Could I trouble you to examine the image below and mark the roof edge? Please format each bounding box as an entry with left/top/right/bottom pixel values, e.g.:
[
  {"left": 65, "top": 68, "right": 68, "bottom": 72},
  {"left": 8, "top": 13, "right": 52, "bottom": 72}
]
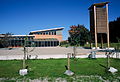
[
  {"left": 12, "top": 35, "right": 35, "bottom": 37},
  {"left": 88, "top": 2, "right": 110, "bottom": 10},
  {"left": 30, "top": 27, "right": 64, "bottom": 33}
]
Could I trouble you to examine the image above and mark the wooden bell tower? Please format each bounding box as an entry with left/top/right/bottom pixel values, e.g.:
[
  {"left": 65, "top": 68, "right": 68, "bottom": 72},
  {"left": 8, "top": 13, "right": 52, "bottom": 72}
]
[{"left": 89, "top": 2, "right": 110, "bottom": 48}]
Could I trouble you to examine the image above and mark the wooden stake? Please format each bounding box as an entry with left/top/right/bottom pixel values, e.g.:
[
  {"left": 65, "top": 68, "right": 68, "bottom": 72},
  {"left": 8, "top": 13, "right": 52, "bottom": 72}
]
[
  {"left": 23, "top": 47, "right": 26, "bottom": 69},
  {"left": 101, "top": 34, "right": 103, "bottom": 48},
  {"left": 107, "top": 54, "right": 110, "bottom": 69},
  {"left": 67, "top": 53, "right": 70, "bottom": 70},
  {"left": 73, "top": 46, "right": 76, "bottom": 57}
]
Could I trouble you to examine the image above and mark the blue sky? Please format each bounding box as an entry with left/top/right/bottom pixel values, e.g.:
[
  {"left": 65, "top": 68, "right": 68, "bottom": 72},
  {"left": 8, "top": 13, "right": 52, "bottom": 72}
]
[{"left": 0, "top": 0, "right": 120, "bottom": 40}]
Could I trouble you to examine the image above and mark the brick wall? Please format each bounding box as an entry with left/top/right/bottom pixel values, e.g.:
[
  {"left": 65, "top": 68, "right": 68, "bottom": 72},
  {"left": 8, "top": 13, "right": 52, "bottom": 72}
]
[{"left": 33, "top": 35, "right": 63, "bottom": 41}]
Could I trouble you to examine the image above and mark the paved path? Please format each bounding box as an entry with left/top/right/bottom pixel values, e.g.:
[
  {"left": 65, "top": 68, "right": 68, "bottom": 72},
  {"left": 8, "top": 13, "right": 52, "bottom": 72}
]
[{"left": 0, "top": 47, "right": 119, "bottom": 60}]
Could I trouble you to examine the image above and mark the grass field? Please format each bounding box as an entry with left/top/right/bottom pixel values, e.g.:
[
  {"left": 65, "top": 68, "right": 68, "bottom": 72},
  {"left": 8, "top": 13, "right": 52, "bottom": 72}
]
[
  {"left": 0, "top": 58, "right": 120, "bottom": 81},
  {"left": 84, "top": 43, "right": 120, "bottom": 48},
  {"left": 61, "top": 43, "right": 120, "bottom": 48}
]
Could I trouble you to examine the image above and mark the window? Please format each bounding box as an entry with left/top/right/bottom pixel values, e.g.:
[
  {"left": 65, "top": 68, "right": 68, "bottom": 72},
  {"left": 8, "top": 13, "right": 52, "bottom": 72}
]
[
  {"left": 52, "top": 32, "right": 54, "bottom": 35},
  {"left": 49, "top": 32, "right": 51, "bottom": 35},
  {"left": 43, "top": 32, "right": 45, "bottom": 35},
  {"left": 46, "top": 32, "right": 48, "bottom": 35},
  {"left": 54, "top": 31, "right": 56, "bottom": 35},
  {"left": 40, "top": 32, "right": 42, "bottom": 35}
]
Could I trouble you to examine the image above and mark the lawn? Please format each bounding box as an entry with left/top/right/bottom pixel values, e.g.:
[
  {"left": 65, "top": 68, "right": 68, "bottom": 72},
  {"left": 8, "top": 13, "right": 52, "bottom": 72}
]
[
  {"left": 60, "top": 43, "right": 120, "bottom": 49},
  {"left": 84, "top": 43, "right": 120, "bottom": 48},
  {"left": 0, "top": 58, "right": 120, "bottom": 81}
]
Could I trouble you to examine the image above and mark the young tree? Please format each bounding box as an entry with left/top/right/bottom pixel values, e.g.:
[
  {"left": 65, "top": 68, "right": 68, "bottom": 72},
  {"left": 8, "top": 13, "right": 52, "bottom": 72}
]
[{"left": 22, "top": 36, "right": 35, "bottom": 69}]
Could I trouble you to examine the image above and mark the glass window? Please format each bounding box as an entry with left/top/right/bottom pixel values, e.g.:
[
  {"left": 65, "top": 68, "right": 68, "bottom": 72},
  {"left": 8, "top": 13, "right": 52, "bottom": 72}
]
[
  {"left": 43, "top": 32, "right": 45, "bottom": 35},
  {"left": 40, "top": 32, "right": 42, "bottom": 35},
  {"left": 46, "top": 32, "right": 48, "bottom": 35},
  {"left": 54, "top": 31, "right": 56, "bottom": 35},
  {"left": 52, "top": 31, "right": 54, "bottom": 35},
  {"left": 49, "top": 32, "right": 51, "bottom": 35},
  {"left": 51, "top": 32, "right": 53, "bottom": 35}
]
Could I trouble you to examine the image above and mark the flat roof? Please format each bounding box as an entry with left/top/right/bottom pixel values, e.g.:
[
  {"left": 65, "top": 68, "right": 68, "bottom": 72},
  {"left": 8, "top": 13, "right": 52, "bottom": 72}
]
[
  {"left": 12, "top": 35, "right": 35, "bottom": 37},
  {"left": 0, "top": 35, "right": 5, "bottom": 37},
  {"left": 30, "top": 27, "right": 64, "bottom": 33},
  {"left": 89, "top": 2, "right": 109, "bottom": 10}
]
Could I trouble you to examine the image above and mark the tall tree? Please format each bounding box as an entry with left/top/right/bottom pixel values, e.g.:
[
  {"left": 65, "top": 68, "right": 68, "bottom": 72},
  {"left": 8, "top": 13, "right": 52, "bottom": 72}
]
[
  {"left": 68, "top": 25, "right": 90, "bottom": 57},
  {"left": 109, "top": 17, "right": 120, "bottom": 43},
  {"left": 68, "top": 25, "right": 90, "bottom": 46}
]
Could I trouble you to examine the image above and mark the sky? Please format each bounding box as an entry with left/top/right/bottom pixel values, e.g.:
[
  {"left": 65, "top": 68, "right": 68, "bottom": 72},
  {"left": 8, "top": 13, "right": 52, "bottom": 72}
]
[{"left": 0, "top": 0, "right": 120, "bottom": 40}]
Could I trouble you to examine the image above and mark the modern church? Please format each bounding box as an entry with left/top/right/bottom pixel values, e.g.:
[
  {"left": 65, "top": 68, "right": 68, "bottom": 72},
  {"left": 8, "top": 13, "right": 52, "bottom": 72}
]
[{"left": 1, "top": 27, "right": 64, "bottom": 47}]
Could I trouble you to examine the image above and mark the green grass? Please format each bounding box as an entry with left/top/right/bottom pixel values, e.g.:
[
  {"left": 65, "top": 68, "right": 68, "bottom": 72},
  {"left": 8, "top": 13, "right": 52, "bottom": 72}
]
[
  {"left": 60, "top": 43, "right": 120, "bottom": 49},
  {"left": 0, "top": 58, "right": 120, "bottom": 81},
  {"left": 84, "top": 43, "right": 120, "bottom": 48}
]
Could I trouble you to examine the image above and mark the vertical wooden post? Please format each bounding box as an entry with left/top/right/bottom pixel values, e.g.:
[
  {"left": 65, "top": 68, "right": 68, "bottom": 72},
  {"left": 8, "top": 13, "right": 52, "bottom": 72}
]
[
  {"left": 101, "top": 34, "right": 103, "bottom": 48},
  {"left": 94, "top": 5, "right": 98, "bottom": 49},
  {"left": 67, "top": 53, "right": 70, "bottom": 70},
  {"left": 106, "top": 4, "right": 110, "bottom": 48},
  {"left": 73, "top": 46, "right": 76, "bottom": 57},
  {"left": 107, "top": 54, "right": 110, "bottom": 69},
  {"left": 23, "top": 47, "right": 26, "bottom": 69},
  {"left": 105, "top": 52, "right": 110, "bottom": 69}
]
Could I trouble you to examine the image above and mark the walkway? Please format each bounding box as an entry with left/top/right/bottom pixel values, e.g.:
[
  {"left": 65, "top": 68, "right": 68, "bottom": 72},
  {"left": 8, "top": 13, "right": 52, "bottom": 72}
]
[{"left": 0, "top": 47, "right": 119, "bottom": 60}]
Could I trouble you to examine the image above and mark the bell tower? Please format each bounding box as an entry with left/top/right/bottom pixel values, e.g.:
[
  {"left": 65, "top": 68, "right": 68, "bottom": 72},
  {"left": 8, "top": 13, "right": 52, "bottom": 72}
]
[{"left": 89, "top": 2, "right": 110, "bottom": 48}]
